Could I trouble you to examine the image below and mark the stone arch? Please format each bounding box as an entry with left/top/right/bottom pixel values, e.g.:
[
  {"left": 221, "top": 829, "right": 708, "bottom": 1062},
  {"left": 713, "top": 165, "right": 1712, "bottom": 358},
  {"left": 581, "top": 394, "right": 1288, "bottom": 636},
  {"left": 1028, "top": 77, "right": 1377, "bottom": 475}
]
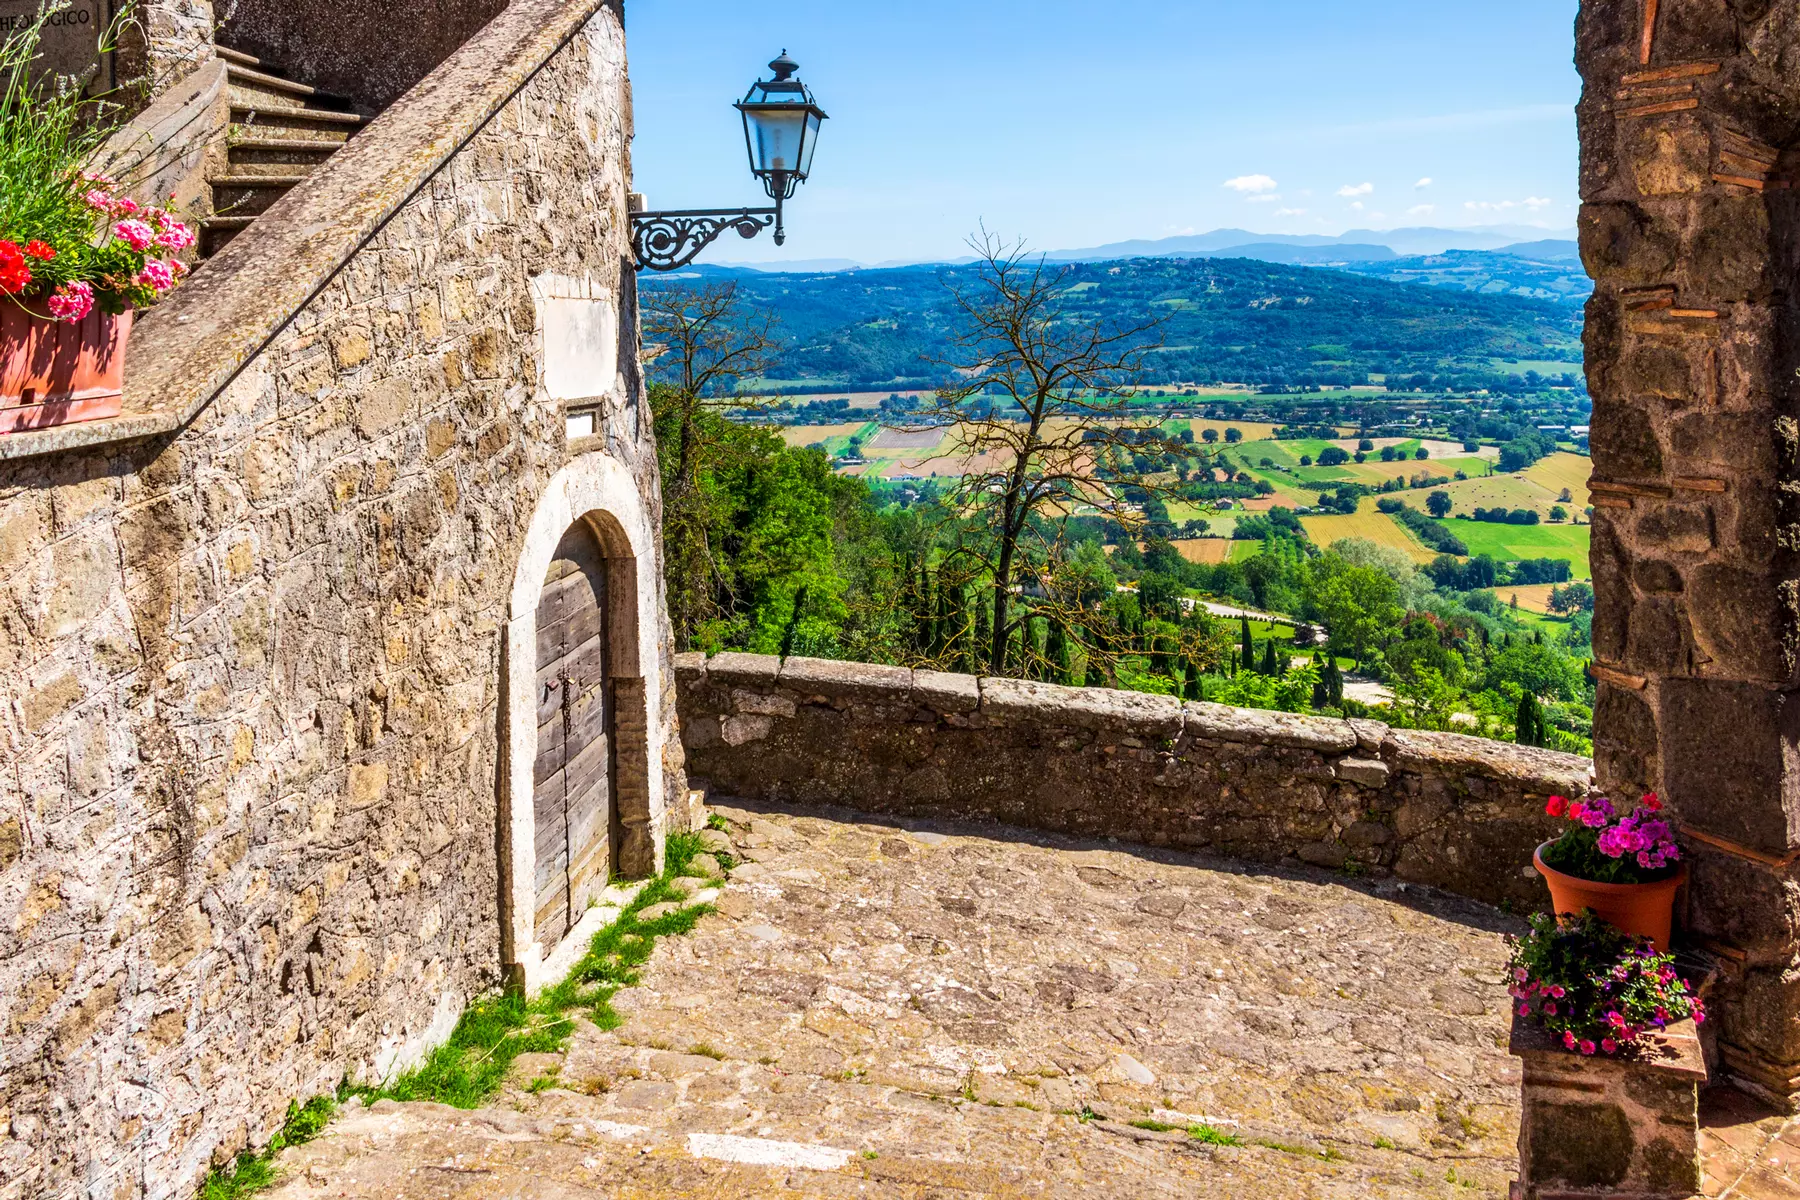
[{"left": 501, "top": 452, "right": 665, "bottom": 992}]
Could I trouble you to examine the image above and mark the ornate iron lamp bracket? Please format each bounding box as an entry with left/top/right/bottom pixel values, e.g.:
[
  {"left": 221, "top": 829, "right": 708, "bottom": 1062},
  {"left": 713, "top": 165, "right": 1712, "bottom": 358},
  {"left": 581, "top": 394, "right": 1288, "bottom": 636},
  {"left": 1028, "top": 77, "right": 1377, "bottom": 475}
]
[{"left": 631, "top": 207, "right": 779, "bottom": 272}]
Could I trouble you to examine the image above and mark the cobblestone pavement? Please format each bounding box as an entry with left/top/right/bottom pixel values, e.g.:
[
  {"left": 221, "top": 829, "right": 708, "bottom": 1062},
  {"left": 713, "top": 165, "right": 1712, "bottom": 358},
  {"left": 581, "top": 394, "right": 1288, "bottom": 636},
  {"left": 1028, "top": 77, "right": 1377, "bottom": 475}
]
[{"left": 267, "top": 804, "right": 1526, "bottom": 1199}]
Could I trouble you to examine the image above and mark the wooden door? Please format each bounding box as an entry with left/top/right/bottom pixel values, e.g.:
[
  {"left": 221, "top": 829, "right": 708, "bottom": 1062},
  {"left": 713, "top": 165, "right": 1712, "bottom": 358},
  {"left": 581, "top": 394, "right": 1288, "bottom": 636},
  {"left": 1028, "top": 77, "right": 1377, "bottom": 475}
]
[{"left": 533, "top": 523, "right": 614, "bottom": 948}]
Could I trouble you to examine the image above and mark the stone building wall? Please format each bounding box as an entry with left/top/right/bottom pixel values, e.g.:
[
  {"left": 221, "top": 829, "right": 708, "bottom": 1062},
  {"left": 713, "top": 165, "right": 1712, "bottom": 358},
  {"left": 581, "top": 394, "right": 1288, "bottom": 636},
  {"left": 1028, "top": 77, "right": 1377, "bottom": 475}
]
[
  {"left": 0, "top": 4, "right": 685, "bottom": 1198},
  {"left": 1575, "top": 0, "right": 1800, "bottom": 1101},
  {"left": 676, "top": 653, "right": 1593, "bottom": 912}
]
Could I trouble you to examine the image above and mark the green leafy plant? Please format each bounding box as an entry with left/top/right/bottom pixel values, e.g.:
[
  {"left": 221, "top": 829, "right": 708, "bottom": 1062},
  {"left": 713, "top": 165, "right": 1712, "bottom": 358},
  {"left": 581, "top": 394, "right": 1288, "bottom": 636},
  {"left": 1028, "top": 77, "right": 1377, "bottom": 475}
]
[
  {"left": 1506, "top": 911, "right": 1704, "bottom": 1056},
  {"left": 0, "top": 4, "right": 193, "bottom": 321},
  {"left": 200, "top": 1097, "right": 336, "bottom": 1200}
]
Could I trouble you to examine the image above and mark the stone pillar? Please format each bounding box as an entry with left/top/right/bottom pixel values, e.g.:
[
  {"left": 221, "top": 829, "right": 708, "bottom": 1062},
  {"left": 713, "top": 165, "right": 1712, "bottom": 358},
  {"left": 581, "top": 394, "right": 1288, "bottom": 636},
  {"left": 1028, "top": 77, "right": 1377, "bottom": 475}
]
[
  {"left": 1511, "top": 1015, "right": 1706, "bottom": 1199},
  {"left": 1577, "top": 1, "right": 1800, "bottom": 1102}
]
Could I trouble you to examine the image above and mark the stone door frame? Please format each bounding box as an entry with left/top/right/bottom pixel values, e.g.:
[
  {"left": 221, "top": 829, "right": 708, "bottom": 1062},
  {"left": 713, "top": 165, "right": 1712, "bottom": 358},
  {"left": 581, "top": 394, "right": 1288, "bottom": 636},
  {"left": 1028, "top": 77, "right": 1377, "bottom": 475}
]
[{"left": 501, "top": 452, "right": 665, "bottom": 993}]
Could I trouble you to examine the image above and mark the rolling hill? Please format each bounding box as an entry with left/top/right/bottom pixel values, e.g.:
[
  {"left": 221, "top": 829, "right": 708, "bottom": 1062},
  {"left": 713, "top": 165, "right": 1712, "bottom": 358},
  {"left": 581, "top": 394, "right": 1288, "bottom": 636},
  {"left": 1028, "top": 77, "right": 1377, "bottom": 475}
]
[{"left": 644, "top": 256, "right": 1585, "bottom": 393}]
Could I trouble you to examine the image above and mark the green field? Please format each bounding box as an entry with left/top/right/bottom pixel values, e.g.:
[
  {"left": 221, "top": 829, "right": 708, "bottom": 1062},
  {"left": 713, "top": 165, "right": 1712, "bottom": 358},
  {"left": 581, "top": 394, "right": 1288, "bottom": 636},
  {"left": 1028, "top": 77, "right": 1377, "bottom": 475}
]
[{"left": 1448, "top": 520, "right": 1592, "bottom": 578}]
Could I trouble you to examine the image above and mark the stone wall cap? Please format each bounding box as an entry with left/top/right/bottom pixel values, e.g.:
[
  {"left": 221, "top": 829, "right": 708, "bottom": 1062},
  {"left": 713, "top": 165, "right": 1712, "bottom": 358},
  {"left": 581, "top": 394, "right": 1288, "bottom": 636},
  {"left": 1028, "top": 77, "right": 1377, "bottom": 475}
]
[
  {"left": 981, "top": 677, "right": 1183, "bottom": 736},
  {"left": 912, "top": 669, "right": 980, "bottom": 714},
  {"left": 1509, "top": 1011, "right": 1706, "bottom": 1082},
  {"left": 780, "top": 656, "right": 913, "bottom": 701},
  {"left": 1385, "top": 728, "right": 1591, "bottom": 790},
  {"left": 1182, "top": 702, "right": 1358, "bottom": 754},
  {"left": 706, "top": 652, "right": 782, "bottom": 687},
  {"left": 672, "top": 652, "right": 708, "bottom": 685}
]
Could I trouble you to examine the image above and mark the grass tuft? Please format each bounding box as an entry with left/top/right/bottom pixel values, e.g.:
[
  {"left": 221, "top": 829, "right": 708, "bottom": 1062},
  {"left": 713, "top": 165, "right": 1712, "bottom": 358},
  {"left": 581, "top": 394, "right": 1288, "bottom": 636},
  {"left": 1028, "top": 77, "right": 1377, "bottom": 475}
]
[{"left": 200, "top": 1097, "right": 337, "bottom": 1200}]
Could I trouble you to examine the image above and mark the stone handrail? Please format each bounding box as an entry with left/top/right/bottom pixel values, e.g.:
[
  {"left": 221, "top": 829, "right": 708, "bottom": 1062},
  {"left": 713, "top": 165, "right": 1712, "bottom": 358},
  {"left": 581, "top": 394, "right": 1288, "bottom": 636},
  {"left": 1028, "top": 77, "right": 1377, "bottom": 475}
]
[
  {"left": 675, "top": 652, "right": 1595, "bottom": 910},
  {"left": 0, "top": 0, "right": 611, "bottom": 463}
]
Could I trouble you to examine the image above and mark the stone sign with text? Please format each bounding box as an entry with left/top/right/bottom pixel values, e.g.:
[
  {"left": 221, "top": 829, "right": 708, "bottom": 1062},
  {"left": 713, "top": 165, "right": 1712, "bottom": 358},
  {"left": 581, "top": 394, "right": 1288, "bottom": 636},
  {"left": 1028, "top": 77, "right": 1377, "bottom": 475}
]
[{"left": 0, "top": 1, "right": 112, "bottom": 89}]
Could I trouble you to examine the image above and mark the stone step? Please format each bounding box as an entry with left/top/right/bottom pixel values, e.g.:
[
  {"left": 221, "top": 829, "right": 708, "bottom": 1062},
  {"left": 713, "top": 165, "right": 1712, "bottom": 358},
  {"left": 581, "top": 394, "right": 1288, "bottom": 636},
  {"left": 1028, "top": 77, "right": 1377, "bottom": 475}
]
[
  {"left": 226, "top": 136, "right": 341, "bottom": 169},
  {"left": 227, "top": 105, "right": 364, "bottom": 143},
  {"left": 212, "top": 45, "right": 266, "bottom": 72},
  {"left": 208, "top": 175, "right": 305, "bottom": 219},
  {"left": 198, "top": 215, "right": 254, "bottom": 258},
  {"left": 225, "top": 62, "right": 351, "bottom": 113}
]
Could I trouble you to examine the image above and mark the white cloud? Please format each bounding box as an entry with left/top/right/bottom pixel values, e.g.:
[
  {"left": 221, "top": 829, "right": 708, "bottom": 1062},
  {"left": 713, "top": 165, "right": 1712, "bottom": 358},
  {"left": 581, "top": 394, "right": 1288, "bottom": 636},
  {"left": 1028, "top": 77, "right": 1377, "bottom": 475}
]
[
  {"left": 1350, "top": 201, "right": 1365, "bottom": 211},
  {"left": 1337, "top": 182, "right": 1375, "bottom": 197},
  {"left": 1525, "top": 196, "right": 1552, "bottom": 210},
  {"left": 1223, "top": 174, "right": 1279, "bottom": 193},
  {"left": 1415, "top": 177, "right": 1433, "bottom": 189},
  {"left": 1246, "top": 193, "right": 1283, "bottom": 204},
  {"left": 1408, "top": 203, "right": 1436, "bottom": 217},
  {"left": 1275, "top": 207, "right": 1307, "bottom": 217}
]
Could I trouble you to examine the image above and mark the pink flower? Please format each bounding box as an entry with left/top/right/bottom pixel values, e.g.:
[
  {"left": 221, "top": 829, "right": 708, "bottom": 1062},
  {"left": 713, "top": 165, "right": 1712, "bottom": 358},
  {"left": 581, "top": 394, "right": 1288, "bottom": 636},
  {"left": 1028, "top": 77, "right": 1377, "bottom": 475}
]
[
  {"left": 1606, "top": 1011, "right": 1626, "bottom": 1028},
  {"left": 1601, "top": 1038, "right": 1618, "bottom": 1054},
  {"left": 1550, "top": 986, "right": 1565, "bottom": 999},
  {"left": 1543, "top": 1002, "right": 1558, "bottom": 1016},
  {"left": 46, "top": 281, "right": 94, "bottom": 322},
  {"left": 137, "top": 259, "right": 178, "bottom": 292},
  {"left": 1694, "top": 1010, "right": 1707, "bottom": 1025},
  {"left": 114, "top": 219, "right": 156, "bottom": 251},
  {"left": 1563, "top": 1031, "right": 1578, "bottom": 1050},
  {"left": 112, "top": 197, "right": 141, "bottom": 217},
  {"left": 1518, "top": 1003, "right": 1531, "bottom": 1017},
  {"left": 155, "top": 221, "right": 196, "bottom": 252},
  {"left": 84, "top": 189, "right": 114, "bottom": 211},
  {"left": 1579, "top": 1040, "right": 1597, "bottom": 1056}
]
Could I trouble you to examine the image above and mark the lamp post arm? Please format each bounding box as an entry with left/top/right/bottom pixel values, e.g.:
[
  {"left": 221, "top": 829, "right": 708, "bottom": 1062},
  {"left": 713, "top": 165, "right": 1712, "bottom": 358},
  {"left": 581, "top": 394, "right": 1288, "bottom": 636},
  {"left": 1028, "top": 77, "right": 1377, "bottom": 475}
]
[{"left": 631, "top": 207, "right": 779, "bottom": 272}]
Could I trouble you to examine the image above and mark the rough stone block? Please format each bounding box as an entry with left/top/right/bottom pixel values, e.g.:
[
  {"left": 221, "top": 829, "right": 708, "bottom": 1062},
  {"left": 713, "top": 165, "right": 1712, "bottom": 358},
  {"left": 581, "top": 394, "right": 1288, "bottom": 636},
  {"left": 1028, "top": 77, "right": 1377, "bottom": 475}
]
[
  {"left": 779, "top": 656, "right": 912, "bottom": 704},
  {"left": 1511, "top": 1013, "right": 1703, "bottom": 1200},
  {"left": 1335, "top": 758, "right": 1391, "bottom": 788},
  {"left": 1182, "top": 702, "right": 1357, "bottom": 754},
  {"left": 1659, "top": 679, "right": 1800, "bottom": 855},
  {"left": 981, "top": 677, "right": 1183, "bottom": 736},
  {"left": 672, "top": 652, "right": 707, "bottom": 687},
  {"left": 706, "top": 652, "right": 782, "bottom": 688},
  {"left": 912, "top": 669, "right": 980, "bottom": 714}
]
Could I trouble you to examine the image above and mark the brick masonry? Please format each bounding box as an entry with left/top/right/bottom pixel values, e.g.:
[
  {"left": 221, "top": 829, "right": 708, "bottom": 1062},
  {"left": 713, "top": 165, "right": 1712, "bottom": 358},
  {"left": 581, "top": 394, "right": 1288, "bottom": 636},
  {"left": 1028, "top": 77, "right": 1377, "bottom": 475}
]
[
  {"left": 0, "top": 4, "right": 687, "bottom": 1198},
  {"left": 1576, "top": 0, "right": 1800, "bottom": 1102},
  {"left": 676, "top": 653, "right": 1595, "bottom": 912}
]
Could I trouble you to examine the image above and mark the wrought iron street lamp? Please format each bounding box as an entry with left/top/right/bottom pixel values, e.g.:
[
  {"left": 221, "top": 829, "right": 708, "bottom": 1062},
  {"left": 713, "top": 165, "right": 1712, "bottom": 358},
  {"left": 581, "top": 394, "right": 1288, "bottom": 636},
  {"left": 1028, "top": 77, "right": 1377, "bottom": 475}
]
[{"left": 631, "top": 51, "right": 829, "bottom": 272}]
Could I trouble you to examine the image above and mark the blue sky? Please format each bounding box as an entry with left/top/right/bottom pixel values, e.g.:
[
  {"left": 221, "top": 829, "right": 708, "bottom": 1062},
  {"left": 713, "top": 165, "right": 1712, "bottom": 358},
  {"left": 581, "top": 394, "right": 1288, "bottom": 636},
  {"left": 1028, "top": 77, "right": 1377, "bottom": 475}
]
[{"left": 625, "top": 0, "right": 1581, "bottom": 265}]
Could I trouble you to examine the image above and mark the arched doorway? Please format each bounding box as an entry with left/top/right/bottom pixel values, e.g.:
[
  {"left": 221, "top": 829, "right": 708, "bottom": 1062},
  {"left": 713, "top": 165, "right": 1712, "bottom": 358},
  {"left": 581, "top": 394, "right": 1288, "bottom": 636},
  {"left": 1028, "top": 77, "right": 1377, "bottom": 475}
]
[
  {"left": 502, "top": 454, "right": 668, "bottom": 993},
  {"left": 531, "top": 521, "right": 620, "bottom": 947}
]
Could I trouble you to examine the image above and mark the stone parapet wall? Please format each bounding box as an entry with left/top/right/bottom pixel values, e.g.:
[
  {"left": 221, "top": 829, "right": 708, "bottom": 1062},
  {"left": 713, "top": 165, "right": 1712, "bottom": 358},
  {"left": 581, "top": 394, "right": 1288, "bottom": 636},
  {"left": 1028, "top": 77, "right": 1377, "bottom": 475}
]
[
  {"left": 675, "top": 653, "right": 1593, "bottom": 911},
  {"left": 0, "top": 4, "right": 682, "bottom": 1198}
]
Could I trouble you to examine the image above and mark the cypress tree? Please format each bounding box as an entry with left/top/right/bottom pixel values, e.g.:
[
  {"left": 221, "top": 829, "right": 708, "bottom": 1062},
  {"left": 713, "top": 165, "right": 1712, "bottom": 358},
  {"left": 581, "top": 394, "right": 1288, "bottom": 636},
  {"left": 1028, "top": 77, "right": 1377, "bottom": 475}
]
[
  {"left": 1326, "top": 658, "right": 1344, "bottom": 708},
  {"left": 1261, "top": 639, "right": 1279, "bottom": 676},
  {"left": 1515, "top": 693, "right": 1549, "bottom": 747},
  {"left": 1241, "top": 618, "right": 1255, "bottom": 672},
  {"left": 1311, "top": 651, "right": 1330, "bottom": 709}
]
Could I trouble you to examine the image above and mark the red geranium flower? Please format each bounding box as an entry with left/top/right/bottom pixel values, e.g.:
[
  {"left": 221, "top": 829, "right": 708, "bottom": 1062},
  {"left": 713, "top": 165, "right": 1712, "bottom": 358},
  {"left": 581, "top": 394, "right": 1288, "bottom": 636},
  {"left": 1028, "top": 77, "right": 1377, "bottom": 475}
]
[
  {"left": 0, "top": 242, "right": 31, "bottom": 294},
  {"left": 22, "top": 240, "right": 54, "bottom": 261},
  {"left": 1546, "top": 795, "right": 1567, "bottom": 818}
]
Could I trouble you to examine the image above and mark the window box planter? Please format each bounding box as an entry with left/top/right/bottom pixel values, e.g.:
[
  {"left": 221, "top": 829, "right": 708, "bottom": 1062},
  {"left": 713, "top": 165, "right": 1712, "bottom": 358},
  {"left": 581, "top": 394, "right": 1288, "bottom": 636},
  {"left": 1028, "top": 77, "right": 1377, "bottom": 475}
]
[{"left": 0, "top": 304, "right": 131, "bottom": 433}]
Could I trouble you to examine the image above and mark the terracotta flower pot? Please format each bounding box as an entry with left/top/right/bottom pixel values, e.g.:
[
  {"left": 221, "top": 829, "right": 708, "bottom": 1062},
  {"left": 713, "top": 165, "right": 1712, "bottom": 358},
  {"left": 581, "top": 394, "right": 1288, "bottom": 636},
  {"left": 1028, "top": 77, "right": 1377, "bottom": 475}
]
[
  {"left": 0, "top": 303, "right": 132, "bottom": 434},
  {"left": 1534, "top": 842, "right": 1687, "bottom": 953}
]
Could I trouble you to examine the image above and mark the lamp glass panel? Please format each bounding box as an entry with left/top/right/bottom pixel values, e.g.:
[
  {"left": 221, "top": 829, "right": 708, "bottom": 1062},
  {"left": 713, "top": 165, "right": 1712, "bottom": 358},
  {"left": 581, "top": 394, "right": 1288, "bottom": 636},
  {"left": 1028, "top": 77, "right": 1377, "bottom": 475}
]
[
  {"left": 743, "top": 106, "right": 809, "bottom": 175},
  {"left": 796, "top": 111, "right": 822, "bottom": 177}
]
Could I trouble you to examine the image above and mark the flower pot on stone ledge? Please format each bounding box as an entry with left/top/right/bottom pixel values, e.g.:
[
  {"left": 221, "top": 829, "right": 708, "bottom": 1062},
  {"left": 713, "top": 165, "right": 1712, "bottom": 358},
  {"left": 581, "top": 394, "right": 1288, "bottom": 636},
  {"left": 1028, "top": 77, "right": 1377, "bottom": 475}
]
[
  {"left": 1533, "top": 792, "right": 1686, "bottom": 953},
  {"left": 0, "top": 304, "right": 133, "bottom": 434},
  {"left": 1535, "top": 843, "right": 1686, "bottom": 953}
]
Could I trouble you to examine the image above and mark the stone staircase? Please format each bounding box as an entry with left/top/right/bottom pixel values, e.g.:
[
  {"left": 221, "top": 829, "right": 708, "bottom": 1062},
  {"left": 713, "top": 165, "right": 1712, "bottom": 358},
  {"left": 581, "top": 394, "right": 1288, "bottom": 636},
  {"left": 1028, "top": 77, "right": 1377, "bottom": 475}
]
[{"left": 201, "top": 46, "right": 368, "bottom": 258}]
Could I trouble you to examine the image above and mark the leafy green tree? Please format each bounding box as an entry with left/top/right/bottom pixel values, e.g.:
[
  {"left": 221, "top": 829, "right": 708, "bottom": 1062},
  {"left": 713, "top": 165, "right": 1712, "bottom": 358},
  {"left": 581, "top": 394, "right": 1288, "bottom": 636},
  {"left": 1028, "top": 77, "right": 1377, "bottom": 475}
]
[
  {"left": 1305, "top": 555, "right": 1402, "bottom": 666},
  {"left": 1225, "top": 428, "right": 1243, "bottom": 443},
  {"left": 1426, "top": 490, "right": 1453, "bottom": 519},
  {"left": 1201, "top": 427, "right": 1219, "bottom": 443}
]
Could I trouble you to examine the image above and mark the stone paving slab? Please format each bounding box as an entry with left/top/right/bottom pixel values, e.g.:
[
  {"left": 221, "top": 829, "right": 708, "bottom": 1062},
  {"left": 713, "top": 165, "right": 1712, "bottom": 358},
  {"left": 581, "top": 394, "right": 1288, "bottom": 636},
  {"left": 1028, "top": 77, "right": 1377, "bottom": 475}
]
[{"left": 264, "top": 805, "right": 1528, "bottom": 1198}]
